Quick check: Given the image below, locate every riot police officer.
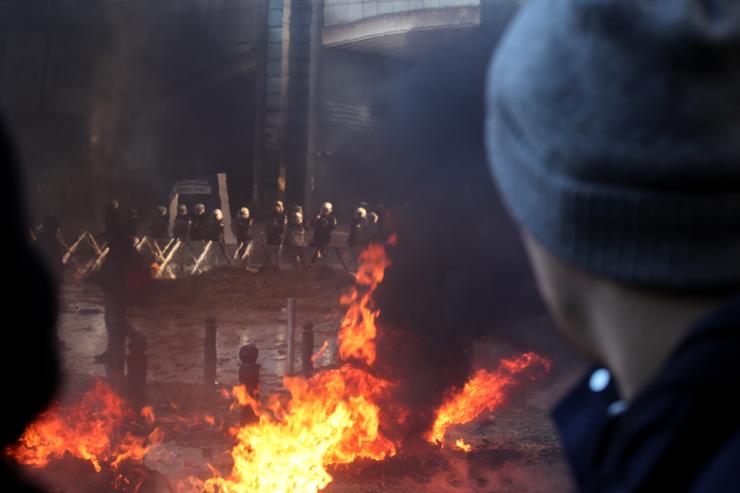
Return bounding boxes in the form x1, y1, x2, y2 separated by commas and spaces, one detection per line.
265, 200, 287, 246
285, 205, 307, 247
173, 204, 190, 241
310, 202, 337, 263
190, 203, 207, 241
149, 206, 170, 240
232, 207, 253, 246
348, 206, 369, 248
203, 209, 225, 243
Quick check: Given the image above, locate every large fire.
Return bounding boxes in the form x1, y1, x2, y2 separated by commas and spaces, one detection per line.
11, 236, 553, 492
426, 352, 552, 447
6, 380, 162, 473
203, 368, 396, 493
198, 239, 398, 493
336, 243, 390, 366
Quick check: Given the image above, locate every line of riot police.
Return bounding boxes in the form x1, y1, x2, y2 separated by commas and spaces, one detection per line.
145, 199, 386, 264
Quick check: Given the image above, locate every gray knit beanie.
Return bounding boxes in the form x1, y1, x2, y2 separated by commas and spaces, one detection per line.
486, 0, 740, 290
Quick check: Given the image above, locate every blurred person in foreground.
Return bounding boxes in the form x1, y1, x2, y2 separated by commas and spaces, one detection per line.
486, 1, 740, 491
0, 120, 59, 491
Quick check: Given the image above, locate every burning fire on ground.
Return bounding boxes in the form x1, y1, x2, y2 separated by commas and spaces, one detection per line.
197, 241, 398, 493
197, 237, 551, 492
426, 353, 552, 449
9, 236, 552, 492
6, 380, 163, 473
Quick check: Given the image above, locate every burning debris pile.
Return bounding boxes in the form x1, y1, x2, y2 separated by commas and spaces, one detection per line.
6, 380, 167, 492
9, 238, 552, 493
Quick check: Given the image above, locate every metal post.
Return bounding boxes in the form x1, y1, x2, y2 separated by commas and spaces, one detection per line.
126, 333, 148, 413
286, 298, 296, 376
301, 321, 314, 377
204, 318, 217, 387
239, 343, 260, 425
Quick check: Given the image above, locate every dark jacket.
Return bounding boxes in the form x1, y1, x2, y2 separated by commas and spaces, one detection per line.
149, 216, 169, 240
189, 212, 207, 241
98, 237, 151, 303
348, 217, 369, 248
103, 205, 123, 241
311, 214, 336, 249
232, 217, 253, 245
553, 297, 740, 492
202, 217, 224, 243
173, 215, 190, 240
265, 212, 287, 246
285, 214, 307, 246
121, 210, 138, 238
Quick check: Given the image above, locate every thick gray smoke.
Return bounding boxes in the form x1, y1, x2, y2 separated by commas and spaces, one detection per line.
3, 2, 257, 228
328, 8, 568, 438
88, 4, 257, 221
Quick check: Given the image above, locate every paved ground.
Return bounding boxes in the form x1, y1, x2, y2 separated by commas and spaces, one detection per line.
29, 266, 583, 492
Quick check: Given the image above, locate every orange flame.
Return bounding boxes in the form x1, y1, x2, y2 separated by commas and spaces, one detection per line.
204, 368, 396, 493
310, 340, 330, 365
7, 380, 162, 472
337, 239, 393, 366
455, 438, 472, 453
426, 352, 551, 446
140, 406, 156, 425
200, 238, 398, 493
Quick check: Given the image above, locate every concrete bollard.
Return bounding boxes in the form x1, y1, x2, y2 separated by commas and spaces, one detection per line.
204, 318, 217, 387
286, 298, 296, 376
238, 343, 260, 425
126, 333, 148, 413
301, 322, 314, 377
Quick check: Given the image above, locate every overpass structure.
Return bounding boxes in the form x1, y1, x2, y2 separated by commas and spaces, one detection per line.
253, 0, 517, 216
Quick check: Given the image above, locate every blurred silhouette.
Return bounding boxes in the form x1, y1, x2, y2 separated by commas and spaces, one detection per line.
487, 0, 740, 490
0, 118, 60, 491
34, 216, 64, 289
94, 232, 150, 390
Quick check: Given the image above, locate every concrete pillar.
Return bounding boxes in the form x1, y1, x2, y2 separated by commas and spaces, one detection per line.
304, 0, 323, 216
253, 0, 322, 212
253, 0, 287, 212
